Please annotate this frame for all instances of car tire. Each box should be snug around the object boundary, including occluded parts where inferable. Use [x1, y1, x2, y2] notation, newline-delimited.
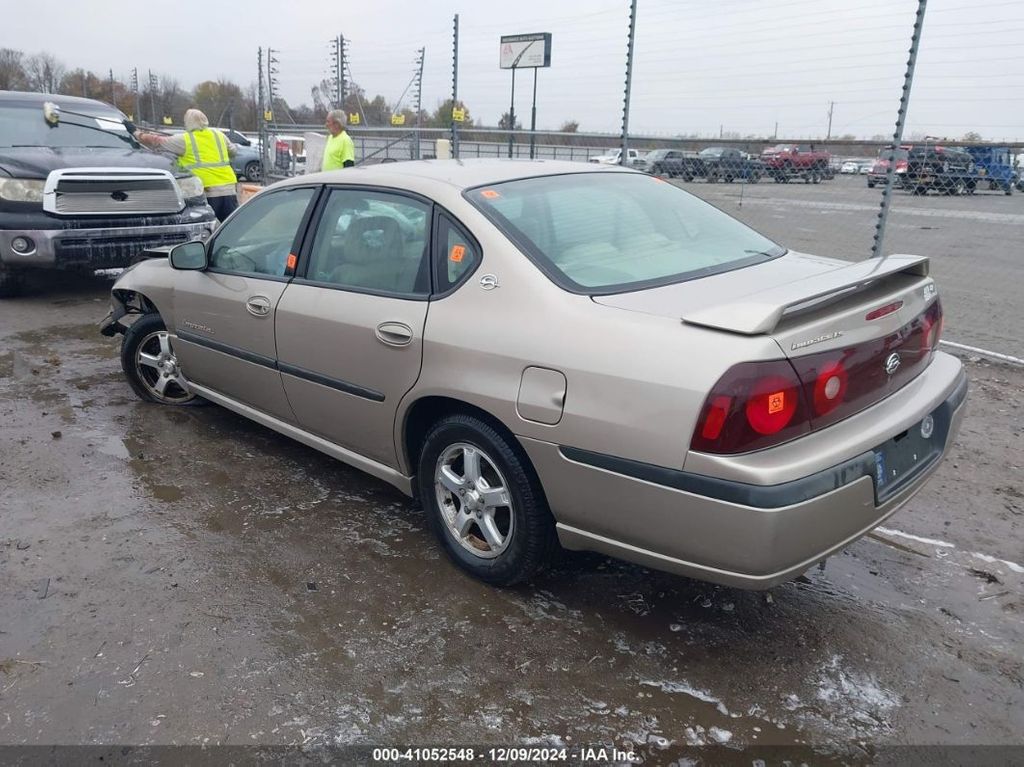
[867, 180, 876, 188]
[243, 161, 261, 182]
[0, 265, 25, 298]
[417, 414, 558, 586]
[121, 313, 203, 406]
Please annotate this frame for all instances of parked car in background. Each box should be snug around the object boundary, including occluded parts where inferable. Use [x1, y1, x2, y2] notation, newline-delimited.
[100, 159, 964, 590]
[867, 146, 909, 188]
[0, 90, 216, 296]
[699, 147, 764, 182]
[230, 144, 262, 182]
[841, 160, 860, 174]
[760, 144, 830, 183]
[857, 160, 874, 174]
[636, 148, 702, 179]
[588, 148, 641, 166]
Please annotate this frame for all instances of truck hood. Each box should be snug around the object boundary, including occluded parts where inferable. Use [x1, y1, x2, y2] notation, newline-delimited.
[0, 146, 184, 180]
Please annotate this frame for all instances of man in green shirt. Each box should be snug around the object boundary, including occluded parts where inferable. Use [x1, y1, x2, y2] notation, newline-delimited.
[322, 110, 356, 171]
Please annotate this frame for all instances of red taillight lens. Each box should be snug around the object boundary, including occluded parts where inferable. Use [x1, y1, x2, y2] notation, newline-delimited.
[746, 375, 799, 435]
[896, 160, 908, 171]
[920, 298, 943, 353]
[691, 361, 810, 454]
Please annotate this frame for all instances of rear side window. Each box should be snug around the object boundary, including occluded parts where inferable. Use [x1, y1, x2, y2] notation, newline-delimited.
[467, 172, 784, 294]
[435, 214, 480, 293]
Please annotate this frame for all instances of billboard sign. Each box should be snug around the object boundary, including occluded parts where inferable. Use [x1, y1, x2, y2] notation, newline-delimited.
[499, 33, 552, 69]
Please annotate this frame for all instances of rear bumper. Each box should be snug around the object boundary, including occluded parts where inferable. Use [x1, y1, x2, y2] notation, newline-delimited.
[0, 219, 215, 270]
[520, 358, 967, 589]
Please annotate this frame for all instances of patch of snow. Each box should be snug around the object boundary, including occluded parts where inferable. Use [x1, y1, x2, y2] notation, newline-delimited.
[641, 680, 730, 717]
[875, 527, 954, 548]
[970, 552, 1024, 574]
[709, 727, 732, 744]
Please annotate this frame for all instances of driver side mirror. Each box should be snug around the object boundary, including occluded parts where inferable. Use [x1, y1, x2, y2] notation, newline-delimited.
[169, 241, 208, 270]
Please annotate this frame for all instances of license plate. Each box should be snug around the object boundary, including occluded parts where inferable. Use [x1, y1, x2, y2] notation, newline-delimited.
[873, 413, 939, 502]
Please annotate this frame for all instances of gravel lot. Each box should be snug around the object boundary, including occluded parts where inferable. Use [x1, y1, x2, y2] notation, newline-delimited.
[1, 177, 1022, 763]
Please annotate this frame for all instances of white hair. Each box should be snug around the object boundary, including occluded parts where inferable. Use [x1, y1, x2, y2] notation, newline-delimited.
[327, 109, 347, 127]
[183, 109, 209, 131]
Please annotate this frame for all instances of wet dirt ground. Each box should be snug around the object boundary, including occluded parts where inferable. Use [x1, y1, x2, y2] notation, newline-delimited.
[1, 276, 1022, 761]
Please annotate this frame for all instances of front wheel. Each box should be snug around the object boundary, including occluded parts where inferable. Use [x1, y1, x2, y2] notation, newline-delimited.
[243, 161, 261, 182]
[417, 414, 558, 586]
[120, 313, 201, 405]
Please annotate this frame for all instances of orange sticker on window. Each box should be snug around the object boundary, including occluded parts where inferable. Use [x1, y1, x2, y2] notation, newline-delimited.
[286, 253, 298, 270]
[767, 391, 785, 414]
[450, 244, 466, 263]
[480, 189, 501, 199]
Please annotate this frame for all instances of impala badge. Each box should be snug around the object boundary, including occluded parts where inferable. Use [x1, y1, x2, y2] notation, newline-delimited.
[884, 352, 901, 375]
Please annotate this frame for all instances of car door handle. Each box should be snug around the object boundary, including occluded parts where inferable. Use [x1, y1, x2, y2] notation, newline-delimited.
[246, 295, 272, 317]
[375, 321, 414, 347]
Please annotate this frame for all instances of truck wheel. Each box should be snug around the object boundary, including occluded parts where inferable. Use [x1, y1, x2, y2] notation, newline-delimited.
[417, 414, 558, 586]
[867, 180, 876, 188]
[0, 266, 25, 298]
[243, 161, 261, 182]
[121, 314, 202, 406]
[812, 171, 821, 184]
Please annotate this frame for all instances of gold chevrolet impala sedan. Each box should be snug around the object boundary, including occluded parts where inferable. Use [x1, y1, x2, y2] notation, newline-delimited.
[100, 160, 967, 587]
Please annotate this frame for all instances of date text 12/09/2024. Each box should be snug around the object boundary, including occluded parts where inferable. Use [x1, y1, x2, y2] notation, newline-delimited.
[371, 747, 639, 762]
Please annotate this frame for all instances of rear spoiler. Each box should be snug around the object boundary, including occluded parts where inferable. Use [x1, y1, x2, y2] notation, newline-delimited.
[683, 254, 929, 335]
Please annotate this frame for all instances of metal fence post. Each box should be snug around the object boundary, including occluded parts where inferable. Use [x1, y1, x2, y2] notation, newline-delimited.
[872, 0, 928, 259]
[620, 0, 638, 166]
[452, 14, 460, 159]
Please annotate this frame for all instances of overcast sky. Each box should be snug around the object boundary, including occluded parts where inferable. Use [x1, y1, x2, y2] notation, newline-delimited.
[7, 0, 1023, 140]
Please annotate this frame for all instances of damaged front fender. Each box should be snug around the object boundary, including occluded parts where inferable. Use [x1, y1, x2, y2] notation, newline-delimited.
[98, 257, 179, 337]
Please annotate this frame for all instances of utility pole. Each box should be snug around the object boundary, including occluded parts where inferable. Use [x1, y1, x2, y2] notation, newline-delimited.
[620, 0, 638, 166]
[773, 121, 778, 139]
[258, 47, 267, 178]
[330, 35, 346, 109]
[872, 0, 927, 259]
[148, 70, 158, 126]
[109, 68, 115, 105]
[130, 68, 140, 123]
[451, 14, 459, 158]
[826, 101, 835, 140]
[414, 47, 425, 160]
[267, 48, 279, 123]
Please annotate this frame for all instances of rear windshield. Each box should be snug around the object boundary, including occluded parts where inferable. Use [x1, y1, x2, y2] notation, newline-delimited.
[0, 104, 136, 149]
[467, 172, 785, 294]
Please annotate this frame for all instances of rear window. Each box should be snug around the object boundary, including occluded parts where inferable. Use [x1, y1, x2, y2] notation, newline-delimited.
[467, 172, 785, 294]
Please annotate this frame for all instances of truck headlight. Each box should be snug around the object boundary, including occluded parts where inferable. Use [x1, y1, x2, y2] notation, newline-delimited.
[0, 179, 45, 203]
[177, 175, 205, 199]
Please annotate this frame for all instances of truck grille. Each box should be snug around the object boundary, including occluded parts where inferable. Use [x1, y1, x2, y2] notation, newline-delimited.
[43, 168, 184, 216]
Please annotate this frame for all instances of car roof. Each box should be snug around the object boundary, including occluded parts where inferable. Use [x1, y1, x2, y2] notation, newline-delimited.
[278, 158, 637, 193]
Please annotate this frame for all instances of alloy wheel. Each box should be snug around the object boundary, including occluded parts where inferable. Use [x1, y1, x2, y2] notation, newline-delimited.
[434, 443, 514, 559]
[134, 330, 194, 404]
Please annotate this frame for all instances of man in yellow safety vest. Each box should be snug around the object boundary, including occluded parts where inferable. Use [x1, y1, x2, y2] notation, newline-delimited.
[322, 110, 356, 171]
[137, 109, 239, 221]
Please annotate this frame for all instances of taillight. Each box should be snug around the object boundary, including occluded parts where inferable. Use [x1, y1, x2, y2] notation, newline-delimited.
[691, 360, 811, 454]
[692, 302, 942, 455]
[812, 360, 849, 416]
[920, 298, 943, 354]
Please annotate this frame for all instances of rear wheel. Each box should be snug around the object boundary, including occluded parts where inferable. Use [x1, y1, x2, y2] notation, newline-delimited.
[121, 313, 201, 406]
[417, 414, 558, 586]
[243, 160, 261, 182]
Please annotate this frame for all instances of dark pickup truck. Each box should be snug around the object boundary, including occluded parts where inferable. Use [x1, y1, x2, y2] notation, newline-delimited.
[902, 145, 976, 195]
[698, 147, 765, 182]
[0, 91, 218, 296]
[635, 148, 704, 180]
